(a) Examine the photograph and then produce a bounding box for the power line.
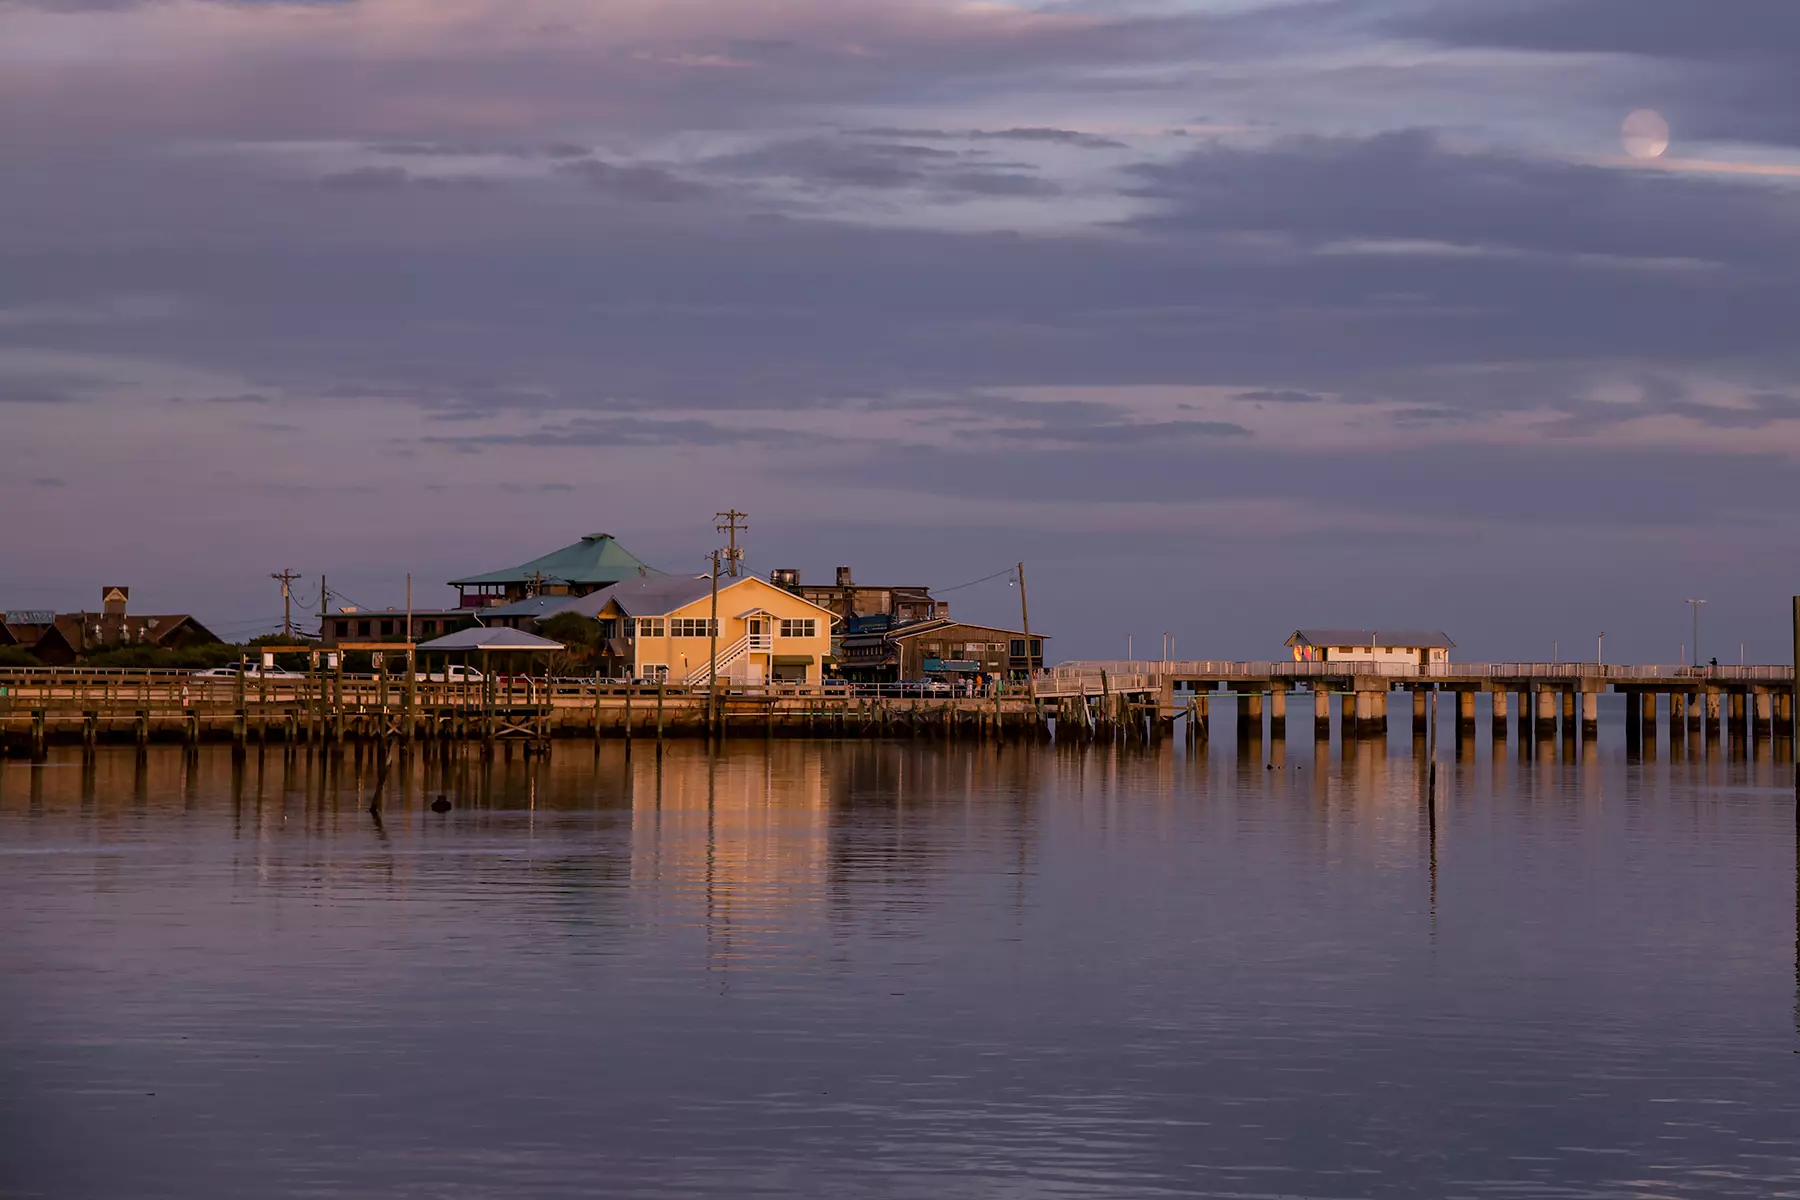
[932,566,1018,595]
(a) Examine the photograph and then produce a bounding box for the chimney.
[835,566,853,588]
[101,586,129,618]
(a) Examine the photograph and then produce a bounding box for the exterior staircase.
[686,636,751,686]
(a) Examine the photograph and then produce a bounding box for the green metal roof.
[449,534,661,589]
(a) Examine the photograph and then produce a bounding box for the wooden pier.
[0,668,1091,757]
[1056,660,1800,756]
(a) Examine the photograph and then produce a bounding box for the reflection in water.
[0,739,1797,1200]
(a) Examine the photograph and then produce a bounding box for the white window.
[670,618,718,638]
[780,618,817,639]
[639,664,669,682]
[636,617,665,638]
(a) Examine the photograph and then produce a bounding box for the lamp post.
[1597,631,1604,666]
[1686,599,1706,667]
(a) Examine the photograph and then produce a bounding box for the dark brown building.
[8,588,220,665]
[838,618,1046,684]
[772,567,946,625]
[319,608,476,648]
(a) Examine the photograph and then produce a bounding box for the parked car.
[419,665,485,683]
[192,664,303,680]
[898,678,952,697]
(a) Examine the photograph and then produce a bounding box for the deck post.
[1411,688,1428,737]
[1491,689,1509,742]
[1581,691,1599,740]
[1534,688,1556,740]
[1269,688,1286,741]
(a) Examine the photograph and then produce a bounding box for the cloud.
[1396,0,1800,149]
[1232,389,1326,405]
[317,166,498,191]
[553,158,711,202]
[858,125,1128,150]
[1126,129,1800,268]
[699,134,1059,200]
[417,415,835,450]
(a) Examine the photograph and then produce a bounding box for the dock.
[3,660,1795,759]
[0,668,1077,757]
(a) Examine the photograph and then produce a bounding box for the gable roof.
[1286,629,1455,650]
[417,627,565,652]
[449,533,660,588]
[842,617,1044,647]
[572,574,838,621]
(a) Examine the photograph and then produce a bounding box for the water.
[1,736,1796,1199]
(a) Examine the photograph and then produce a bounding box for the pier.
[3,660,1796,759]
[0,668,1078,757]
[1054,660,1799,756]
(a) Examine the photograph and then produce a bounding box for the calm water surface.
[1,732,1796,1198]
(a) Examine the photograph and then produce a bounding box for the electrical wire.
[931,566,1018,595]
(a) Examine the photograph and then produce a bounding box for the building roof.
[1286,629,1456,649]
[577,575,716,618]
[842,617,1044,646]
[448,533,660,589]
[416,627,565,652]
[575,575,839,621]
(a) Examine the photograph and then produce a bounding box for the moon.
[1622,109,1670,159]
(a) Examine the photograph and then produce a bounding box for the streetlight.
[1597,631,1604,666]
[1685,599,1706,667]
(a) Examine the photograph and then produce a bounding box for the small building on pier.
[1286,629,1454,667]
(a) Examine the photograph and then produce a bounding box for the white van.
[420,665,485,683]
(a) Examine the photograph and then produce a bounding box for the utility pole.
[715,509,748,578]
[1791,596,1798,796]
[708,550,722,737]
[1017,562,1036,703]
[271,570,301,640]
[1687,599,1706,667]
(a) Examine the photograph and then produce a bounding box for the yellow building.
[587,575,835,685]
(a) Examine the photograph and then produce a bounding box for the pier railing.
[1054,661,1798,683]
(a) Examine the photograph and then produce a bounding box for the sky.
[3,0,1799,661]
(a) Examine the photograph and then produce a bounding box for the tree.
[537,613,601,676]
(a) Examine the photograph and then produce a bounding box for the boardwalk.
[0,669,1065,756]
